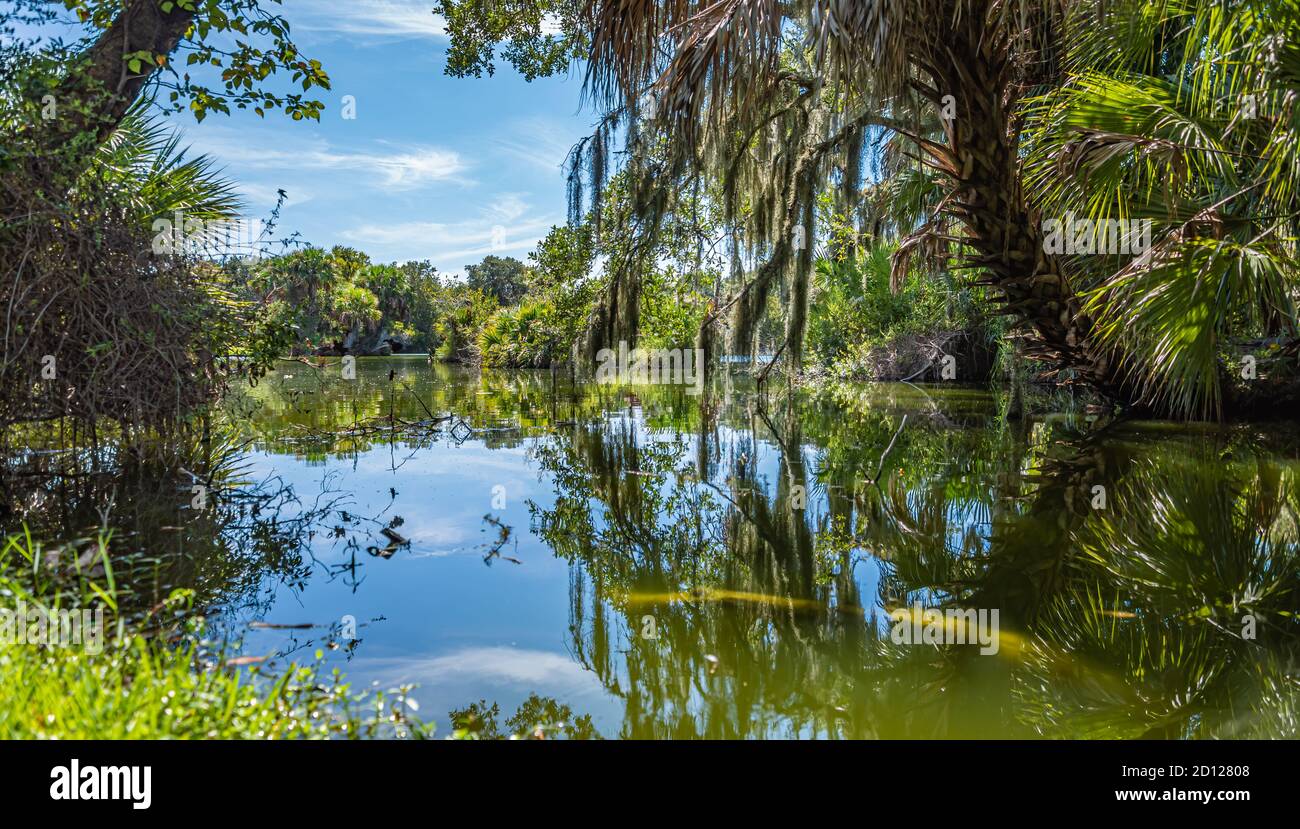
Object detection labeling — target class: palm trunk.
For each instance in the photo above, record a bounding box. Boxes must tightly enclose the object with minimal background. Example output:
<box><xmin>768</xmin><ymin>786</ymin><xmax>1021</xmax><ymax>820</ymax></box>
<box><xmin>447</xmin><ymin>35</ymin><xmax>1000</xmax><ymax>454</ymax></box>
<box><xmin>920</xmin><ymin>3</ymin><xmax>1119</xmax><ymax>393</ymax></box>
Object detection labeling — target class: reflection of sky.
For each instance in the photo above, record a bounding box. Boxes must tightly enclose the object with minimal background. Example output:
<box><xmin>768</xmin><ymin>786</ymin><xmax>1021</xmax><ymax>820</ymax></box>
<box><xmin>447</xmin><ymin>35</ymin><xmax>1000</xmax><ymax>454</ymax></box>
<box><xmin>357</xmin><ymin>646</ymin><xmax>613</xmax><ymax>728</ymax></box>
<box><xmin>237</xmin><ymin>432</ymin><xmax>611</xmax><ymax>734</ymax></box>
<box><xmin>230</xmin><ymin>395</ymin><xmax>888</xmax><ymax>738</ymax></box>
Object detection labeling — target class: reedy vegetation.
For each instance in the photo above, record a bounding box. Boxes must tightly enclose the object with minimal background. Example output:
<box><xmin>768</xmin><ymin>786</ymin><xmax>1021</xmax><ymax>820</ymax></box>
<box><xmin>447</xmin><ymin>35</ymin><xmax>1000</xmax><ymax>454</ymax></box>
<box><xmin>0</xmin><ymin>531</ymin><xmax>423</xmax><ymax>739</ymax></box>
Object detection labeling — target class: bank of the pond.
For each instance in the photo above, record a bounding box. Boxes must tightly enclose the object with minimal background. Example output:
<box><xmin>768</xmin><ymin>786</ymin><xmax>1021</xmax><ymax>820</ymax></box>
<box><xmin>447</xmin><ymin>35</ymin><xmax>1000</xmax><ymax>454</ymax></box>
<box><xmin>0</xmin><ymin>532</ymin><xmax>421</xmax><ymax>740</ymax></box>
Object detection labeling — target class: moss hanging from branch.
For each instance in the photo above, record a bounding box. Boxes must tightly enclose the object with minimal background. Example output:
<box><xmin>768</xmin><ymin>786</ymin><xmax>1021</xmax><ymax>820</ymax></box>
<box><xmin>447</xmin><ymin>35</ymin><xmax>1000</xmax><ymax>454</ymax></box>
<box><xmin>571</xmin><ymin>6</ymin><xmax>907</xmax><ymax>367</ymax></box>
<box><xmin>784</xmin><ymin>193</ymin><xmax>816</xmax><ymax>370</ymax></box>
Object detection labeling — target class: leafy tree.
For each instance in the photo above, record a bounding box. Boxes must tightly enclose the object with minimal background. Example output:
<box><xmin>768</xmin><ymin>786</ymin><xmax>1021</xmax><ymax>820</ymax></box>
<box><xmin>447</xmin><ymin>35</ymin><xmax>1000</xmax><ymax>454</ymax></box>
<box><xmin>465</xmin><ymin>255</ymin><xmax>529</xmax><ymax>305</ymax></box>
<box><xmin>434</xmin><ymin>287</ymin><xmax>497</xmax><ymax>362</ymax></box>
<box><xmin>0</xmin><ymin>99</ymin><xmax>286</xmax><ymax>427</ymax></box>
<box><xmin>438</xmin><ymin>0</ymin><xmax>584</xmax><ymax>81</ymax></box>
<box><xmin>3</xmin><ymin>0</ymin><xmax>329</xmax><ymax>193</ymax></box>
<box><xmin>1021</xmin><ymin>0</ymin><xmax>1300</xmax><ymax>419</ymax></box>
<box><xmin>478</xmin><ymin>299</ymin><xmax>560</xmax><ymax>367</ymax></box>
<box><xmin>328</xmin><ymin>280</ymin><xmax>382</xmax><ymax>338</ymax></box>
<box><xmin>398</xmin><ymin>260</ymin><xmax>443</xmax><ymax>351</ymax></box>
<box><xmin>442</xmin><ymin>0</ymin><xmax>1300</xmax><ymax>418</ymax></box>
<box><xmin>639</xmin><ymin>266</ymin><xmax>710</xmax><ymax>351</ymax></box>
<box><xmin>806</xmin><ymin>246</ymin><xmax>999</xmax><ymax>379</ymax></box>
<box><xmin>0</xmin><ymin>1</ymin><xmax>334</xmax><ymax>428</ymax></box>
<box><xmin>232</xmin><ymin>248</ymin><xmax>449</xmax><ymax>354</ymax></box>
<box><xmin>526</xmin><ymin>222</ymin><xmax>597</xmax><ymax>355</ymax></box>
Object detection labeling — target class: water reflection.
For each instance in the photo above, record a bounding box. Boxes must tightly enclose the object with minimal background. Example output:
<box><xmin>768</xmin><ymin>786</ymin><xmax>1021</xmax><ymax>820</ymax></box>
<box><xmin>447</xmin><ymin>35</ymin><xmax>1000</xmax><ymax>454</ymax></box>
<box><xmin>529</xmin><ymin>378</ymin><xmax>1300</xmax><ymax>738</ymax></box>
<box><xmin>3</xmin><ymin>357</ymin><xmax>1297</xmax><ymax>738</ymax></box>
<box><xmin>448</xmin><ymin>692</ymin><xmax>601</xmax><ymax>740</ymax></box>
<box><xmin>0</xmin><ymin>434</ymin><xmax>320</xmax><ymax>622</ymax></box>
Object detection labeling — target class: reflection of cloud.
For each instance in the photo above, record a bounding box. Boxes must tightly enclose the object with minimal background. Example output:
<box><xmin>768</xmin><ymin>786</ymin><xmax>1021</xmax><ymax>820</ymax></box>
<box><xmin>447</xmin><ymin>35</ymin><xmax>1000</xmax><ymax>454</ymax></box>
<box><xmin>388</xmin><ymin>515</ymin><xmax>472</xmax><ymax>549</ymax></box>
<box><xmin>285</xmin><ymin>0</ymin><xmax>448</xmax><ymax>39</ymax></box>
<box><xmin>361</xmin><ymin>647</ymin><xmax>602</xmax><ymax>699</ymax></box>
<box><xmin>354</xmin><ymin>444</ymin><xmax>529</xmax><ymax>478</ymax></box>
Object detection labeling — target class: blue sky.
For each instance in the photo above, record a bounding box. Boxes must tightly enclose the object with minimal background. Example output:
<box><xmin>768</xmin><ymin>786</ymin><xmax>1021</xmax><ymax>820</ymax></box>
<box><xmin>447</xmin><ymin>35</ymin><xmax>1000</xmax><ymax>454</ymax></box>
<box><xmin>162</xmin><ymin>1</ymin><xmax>594</xmax><ymax>278</ymax></box>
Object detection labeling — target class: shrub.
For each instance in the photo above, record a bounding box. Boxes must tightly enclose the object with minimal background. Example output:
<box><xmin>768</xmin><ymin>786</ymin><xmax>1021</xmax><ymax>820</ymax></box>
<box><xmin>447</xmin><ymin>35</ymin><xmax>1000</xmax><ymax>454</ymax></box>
<box><xmin>807</xmin><ymin>245</ymin><xmax>1002</xmax><ymax>379</ymax></box>
<box><xmin>478</xmin><ymin>300</ymin><xmax>561</xmax><ymax>367</ymax></box>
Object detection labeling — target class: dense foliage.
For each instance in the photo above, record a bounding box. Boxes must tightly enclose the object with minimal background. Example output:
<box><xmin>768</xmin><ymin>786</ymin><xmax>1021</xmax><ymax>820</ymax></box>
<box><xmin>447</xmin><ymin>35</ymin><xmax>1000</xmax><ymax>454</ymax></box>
<box><xmin>0</xmin><ymin>0</ymin><xmax>327</xmax><ymax>433</ymax></box>
<box><xmin>807</xmin><ymin>246</ymin><xmax>1004</xmax><ymax>381</ymax></box>
<box><xmin>437</xmin><ymin>0</ymin><xmax>1300</xmax><ymax>418</ymax></box>
<box><xmin>224</xmin><ymin>248</ymin><xmax>442</xmax><ymax>356</ymax></box>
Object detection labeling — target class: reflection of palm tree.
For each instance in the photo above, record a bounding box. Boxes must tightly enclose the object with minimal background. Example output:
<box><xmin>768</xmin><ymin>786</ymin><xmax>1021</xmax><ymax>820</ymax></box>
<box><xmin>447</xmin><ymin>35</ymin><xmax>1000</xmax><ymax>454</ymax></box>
<box><xmin>532</xmin><ymin>381</ymin><xmax>1300</xmax><ymax>738</ymax></box>
<box><xmin>1020</xmin><ymin>455</ymin><xmax>1300</xmax><ymax>738</ymax></box>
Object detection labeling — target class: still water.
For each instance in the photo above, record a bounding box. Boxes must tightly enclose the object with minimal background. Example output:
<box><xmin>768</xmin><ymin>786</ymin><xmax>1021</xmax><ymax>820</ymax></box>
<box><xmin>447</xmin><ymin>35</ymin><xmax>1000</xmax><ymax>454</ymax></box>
<box><xmin>7</xmin><ymin>356</ymin><xmax>1300</xmax><ymax>738</ymax></box>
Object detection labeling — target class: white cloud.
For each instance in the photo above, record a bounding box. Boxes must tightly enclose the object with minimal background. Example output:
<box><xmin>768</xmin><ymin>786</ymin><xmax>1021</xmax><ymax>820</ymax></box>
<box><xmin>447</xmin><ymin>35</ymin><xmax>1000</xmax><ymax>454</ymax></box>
<box><xmin>250</xmin><ymin>144</ymin><xmax>464</xmax><ymax>190</ymax></box>
<box><xmin>344</xmin><ymin>217</ymin><xmax>555</xmax><ymax>266</ymax></box>
<box><xmin>493</xmin><ymin>118</ymin><xmax>582</xmax><ymax>176</ymax></box>
<box><xmin>362</xmin><ymin>146</ymin><xmax>465</xmax><ymax>188</ymax></box>
<box><xmin>483</xmin><ymin>193</ymin><xmax>530</xmax><ymax>223</ymax></box>
<box><xmin>361</xmin><ymin>647</ymin><xmax>602</xmax><ymax>698</ymax></box>
<box><xmin>343</xmin><ymin>195</ymin><xmax>560</xmax><ymax>268</ymax></box>
<box><xmin>285</xmin><ymin>0</ymin><xmax>448</xmax><ymax>40</ymax></box>
<box><xmin>180</xmin><ymin>126</ymin><xmax>467</xmax><ymax>191</ymax></box>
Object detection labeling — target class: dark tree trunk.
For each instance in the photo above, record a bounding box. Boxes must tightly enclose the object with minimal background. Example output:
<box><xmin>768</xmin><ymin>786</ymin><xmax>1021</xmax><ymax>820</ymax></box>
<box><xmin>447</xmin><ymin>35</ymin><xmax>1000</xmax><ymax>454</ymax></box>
<box><xmin>11</xmin><ymin>0</ymin><xmax>197</xmax><ymax>194</ymax></box>
<box><xmin>918</xmin><ymin>3</ymin><xmax>1122</xmax><ymax>395</ymax></box>
<box><xmin>56</xmin><ymin>0</ymin><xmax>195</xmax><ymax>145</ymax></box>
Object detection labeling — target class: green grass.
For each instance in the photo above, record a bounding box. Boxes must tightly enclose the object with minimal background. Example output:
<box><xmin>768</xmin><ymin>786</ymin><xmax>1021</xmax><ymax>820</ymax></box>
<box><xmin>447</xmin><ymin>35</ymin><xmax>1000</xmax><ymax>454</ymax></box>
<box><xmin>0</xmin><ymin>530</ymin><xmax>426</xmax><ymax>739</ymax></box>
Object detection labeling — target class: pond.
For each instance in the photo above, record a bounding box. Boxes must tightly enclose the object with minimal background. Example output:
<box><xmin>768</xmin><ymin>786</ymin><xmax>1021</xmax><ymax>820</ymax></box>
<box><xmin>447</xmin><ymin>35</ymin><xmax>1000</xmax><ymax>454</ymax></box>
<box><xmin>5</xmin><ymin>355</ymin><xmax>1299</xmax><ymax>738</ymax></box>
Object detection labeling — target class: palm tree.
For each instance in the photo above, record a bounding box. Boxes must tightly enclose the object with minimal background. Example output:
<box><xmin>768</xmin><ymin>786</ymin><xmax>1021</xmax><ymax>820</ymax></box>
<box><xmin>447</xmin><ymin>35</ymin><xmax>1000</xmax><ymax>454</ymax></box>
<box><xmin>1022</xmin><ymin>0</ymin><xmax>1300</xmax><ymax>419</ymax></box>
<box><xmin>97</xmin><ymin>100</ymin><xmax>244</xmax><ymax>227</ymax></box>
<box><xmin>579</xmin><ymin>1</ymin><xmax>1122</xmax><ymax>386</ymax></box>
<box><xmin>578</xmin><ymin>0</ymin><xmax>1300</xmax><ymax>418</ymax></box>
<box><xmin>0</xmin><ymin>101</ymin><xmax>249</xmax><ymax>429</ymax></box>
